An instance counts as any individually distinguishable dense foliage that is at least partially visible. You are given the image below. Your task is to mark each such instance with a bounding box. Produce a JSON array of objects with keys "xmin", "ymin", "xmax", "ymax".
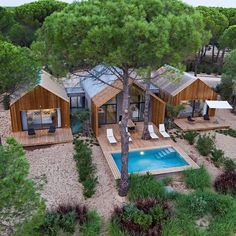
[
  {"xmin": 183, "ymin": 131, "xmax": 199, "ymax": 145},
  {"xmin": 73, "ymin": 139, "xmax": 97, "ymax": 198},
  {"xmin": 40, "ymin": 204, "xmax": 101, "ymax": 236},
  {"xmin": 0, "ymin": 138, "xmax": 45, "ymax": 235},
  {"xmin": 0, "ymin": 40, "xmax": 39, "ymax": 97},
  {"xmin": 182, "ymin": 166, "xmax": 211, "ymax": 190}
]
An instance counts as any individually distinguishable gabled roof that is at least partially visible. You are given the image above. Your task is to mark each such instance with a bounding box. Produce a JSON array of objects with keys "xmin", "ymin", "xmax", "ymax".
[
  {"xmin": 11, "ymin": 70, "xmax": 69, "ymax": 105},
  {"xmin": 39, "ymin": 70, "xmax": 69, "ymax": 102},
  {"xmin": 151, "ymin": 65, "xmax": 198, "ymax": 96},
  {"xmin": 81, "ymin": 65, "xmax": 121, "ymax": 99}
]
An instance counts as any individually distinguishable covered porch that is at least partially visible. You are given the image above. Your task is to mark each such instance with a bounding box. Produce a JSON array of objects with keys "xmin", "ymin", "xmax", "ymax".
[{"xmin": 12, "ymin": 128, "xmax": 73, "ymax": 147}]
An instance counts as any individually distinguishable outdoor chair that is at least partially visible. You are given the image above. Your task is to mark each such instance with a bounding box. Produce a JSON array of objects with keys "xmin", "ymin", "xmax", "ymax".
[
  {"xmin": 148, "ymin": 125, "xmax": 159, "ymax": 139},
  {"xmin": 126, "ymin": 128, "xmax": 132, "ymax": 142},
  {"xmin": 203, "ymin": 114, "xmax": 210, "ymax": 121},
  {"xmin": 48, "ymin": 125, "xmax": 56, "ymax": 134},
  {"xmin": 187, "ymin": 116, "xmax": 195, "ymax": 123},
  {"xmin": 106, "ymin": 128, "xmax": 117, "ymax": 144},
  {"xmin": 159, "ymin": 124, "xmax": 170, "ymax": 138},
  {"xmin": 28, "ymin": 128, "xmax": 36, "ymax": 136}
]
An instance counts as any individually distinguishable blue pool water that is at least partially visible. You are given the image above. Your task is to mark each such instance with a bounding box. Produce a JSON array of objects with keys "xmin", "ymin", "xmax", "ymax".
[{"xmin": 112, "ymin": 147, "xmax": 189, "ymax": 173}]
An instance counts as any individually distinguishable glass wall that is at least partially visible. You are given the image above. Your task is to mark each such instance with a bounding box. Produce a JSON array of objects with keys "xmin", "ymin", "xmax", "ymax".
[
  {"xmin": 20, "ymin": 108, "xmax": 61, "ymax": 130},
  {"xmin": 70, "ymin": 96, "xmax": 85, "ymax": 108},
  {"xmin": 98, "ymin": 97, "xmax": 117, "ymax": 125},
  {"xmin": 129, "ymin": 86, "xmax": 145, "ymax": 121}
]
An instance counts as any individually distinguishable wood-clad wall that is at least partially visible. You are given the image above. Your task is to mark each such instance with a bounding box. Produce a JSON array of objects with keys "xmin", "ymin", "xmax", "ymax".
[
  {"xmin": 151, "ymin": 94, "xmax": 166, "ymax": 126},
  {"xmin": 157, "ymin": 79, "xmax": 218, "ymax": 116},
  {"xmin": 10, "ymin": 85, "xmax": 70, "ymax": 132},
  {"xmin": 91, "ymin": 100, "xmax": 99, "ymax": 137}
]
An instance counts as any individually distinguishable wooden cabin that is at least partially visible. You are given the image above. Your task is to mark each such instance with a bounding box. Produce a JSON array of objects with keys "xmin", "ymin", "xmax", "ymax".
[
  {"xmin": 152, "ymin": 65, "xmax": 218, "ymax": 118},
  {"xmin": 10, "ymin": 70, "xmax": 70, "ymax": 132},
  {"xmin": 81, "ymin": 65, "xmax": 166, "ymax": 137}
]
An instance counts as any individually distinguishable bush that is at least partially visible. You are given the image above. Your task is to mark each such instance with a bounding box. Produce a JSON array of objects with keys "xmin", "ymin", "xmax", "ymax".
[
  {"xmin": 128, "ymin": 174, "xmax": 166, "ymax": 201},
  {"xmin": 182, "ymin": 166, "xmax": 211, "ymax": 190},
  {"xmin": 3, "ymin": 95, "xmax": 10, "ymax": 110},
  {"xmin": 80, "ymin": 210, "xmax": 101, "ymax": 236},
  {"xmin": 73, "ymin": 139, "xmax": 97, "ymax": 198},
  {"xmin": 211, "ymin": 148, "xmax": 225, "ymax": 167},
  {"xmin": 224, "ymin": 159, "xmax": 236, "ymax": 172},
  {"xmin": 183, "ymin": 131, "xmax": 199, "ymax": 145},
  {"xmin": 214, "ymin": 172, "xmax": 236, "ymax": 196},
  {"xmin": 196, "ymin": 133, "xmax": 215, "ymax": 156},
  {"xmin": 110, "ymin": 198, "xmax": 171, "ymax": 236}
]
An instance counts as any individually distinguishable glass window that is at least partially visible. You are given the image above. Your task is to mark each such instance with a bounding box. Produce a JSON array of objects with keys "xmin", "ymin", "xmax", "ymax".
[{"xmin": 70, "ymin": 96, "xmax": 85, "ymax": 108}]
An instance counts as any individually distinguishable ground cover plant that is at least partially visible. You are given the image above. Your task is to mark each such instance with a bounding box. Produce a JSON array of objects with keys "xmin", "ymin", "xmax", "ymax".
[
  {"xmin": 182, "ymin": 166, "xmax": 211, "ymax": 190},
  {"xmin": 183, "ymin": 131, "xmax": 199, "ymax": 145},
  {"xmin": 216, "ymin": 128, "xmax": 236, "ymax": 138},
  {"xmin": 39, "ymin": 204, "xmax": 101, "ymax": 236},
  {"xmin": 73, "ymin": 139, "xmax": 97, "ymax": 198},
  {"xmin": 211, "ymin": 148, "xmax": 225, "ymax": 167},
  {"xmin": 196, "ymin": 133, "xmax": 215, "ymax": 156},
  {"xmin": 214, "ymin": 172, "xmax": 236, "ymax": 197}
]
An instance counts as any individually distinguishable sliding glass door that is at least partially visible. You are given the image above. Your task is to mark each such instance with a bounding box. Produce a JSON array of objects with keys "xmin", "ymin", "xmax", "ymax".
[{"xmin": 21, "ymin": 108, "xmax": 61, "ymax": 131}]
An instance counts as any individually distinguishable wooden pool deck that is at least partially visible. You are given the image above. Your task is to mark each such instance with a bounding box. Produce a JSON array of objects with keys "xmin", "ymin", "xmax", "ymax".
[
  {"xmin": 13, "ymin": 128, "xmax": 73, "ymax": 147},
  {"xmin": 174, "ymin": 117, "xmax": 230, "ymax": 132},
  {"xmin": 97, "ymin": 122, "xmax": 198, "ymax": 179}
]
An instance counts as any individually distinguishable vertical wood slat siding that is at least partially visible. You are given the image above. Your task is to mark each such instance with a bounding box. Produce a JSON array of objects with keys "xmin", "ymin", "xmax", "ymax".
[
  {"xmin": 151, "ymin": 95, "xmax": 166, "ymax": 126},
  {"xmin": 10, "ymin": 86, "xmax": 70, "ymax": 132},
  {"xmin": 91, "ymin": 100, "xmax": 99, "ymax": 137}
]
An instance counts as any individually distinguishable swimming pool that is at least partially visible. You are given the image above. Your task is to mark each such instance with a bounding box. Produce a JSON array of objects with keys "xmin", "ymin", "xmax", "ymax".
[{"xmin": 112, "ymin": 147, "xmax": 189, "ymax": 174}]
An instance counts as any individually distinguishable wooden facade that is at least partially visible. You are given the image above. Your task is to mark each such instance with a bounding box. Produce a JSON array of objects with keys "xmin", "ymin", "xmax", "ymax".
[
  {"xmin": 158, "ymin": 79, "xmax": 218, "ymax": 116},
  {"xmin": 10, "ymin": 85, "xmax": 70, "ymax": 132},
  {"xmin": 90, "ymin": 80, "xmax": 166, "ymax": 137}
]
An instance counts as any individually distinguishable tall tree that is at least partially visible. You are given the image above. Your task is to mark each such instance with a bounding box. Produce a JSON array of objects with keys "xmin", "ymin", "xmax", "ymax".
[
  {"xmin": 0, "ymin": 41, "xmax": 39, "ymax": 101},
  {"xmin": 219, "ymin": 49, "xmax": 236, "ymax": 113},
  {"xmin": 0, "ymin": 138, "xmax": 45, "ymax": 235},
  {"xmin": 33, "ymin": 0, "xmax": 206, "ymax": 196},
  {"xmin": 197, "ymin": 6, "xmax": 228, "ymax": 63}
]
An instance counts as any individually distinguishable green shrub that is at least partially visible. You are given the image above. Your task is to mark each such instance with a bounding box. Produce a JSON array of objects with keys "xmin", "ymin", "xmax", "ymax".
[
  {"xmin": 73, "ymin": 139, "xmax": 97, "ymax": 198},
  {"xmin": 3, "ymin": 95, "xmax": 10, "ymax": 110},
  {"xmin": 182, "ymin": 165, "xmax": 211, "ymax": 190},
  {"xmin": 161, "ymin": 176, "xmax": 173, "ymax": 186},
  {"xmin": 211, "ymin": 148, "xmax": 225, "ymax": 167},
  {"xmin": 196, "ymin": 133, "xmax": 215, "ymax": 156},
  {"xmin": 128, "ymin": 174, "xmax": 166, "ymax": 201},
  {"xmin": 80, "ymin": 210, "xmax": 101, "ymax": 236},
  {"xmin": 108, "ymin": 218, "xmax": 129, "ymax": 236},
  {"xmin": 224, "ymin": 159, "xmax": 236, "ymax": 172},
  {"xmin": 183, "ymin": 131, "xmax": 199, "ymax": 145}
]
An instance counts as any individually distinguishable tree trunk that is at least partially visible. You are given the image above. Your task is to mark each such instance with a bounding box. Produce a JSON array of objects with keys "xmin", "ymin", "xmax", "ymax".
[
  {"xmin": 118, "ymin": 69, "xmax": 130, "ymax": 197},
  {"xmin": 194, "ymin": 50, "xmax": 201, "ymax": 77},
  {"xmin": 142, "ymin": 79, "xmax": 151, "ymax": 140},
  {"xmin": 212, "ymin": 44, "xmax": 215, "ymax": 63},
  {"xmin": 203, "ymin": 45, "xmax": 207, "ymax": 57},
  {"xmin": 220, "ymin": 48, "xmax": 226, "ymax": 68},
  {"xmin": 215, "ymin": 48, "xmax": 220, "ymax": 63}
]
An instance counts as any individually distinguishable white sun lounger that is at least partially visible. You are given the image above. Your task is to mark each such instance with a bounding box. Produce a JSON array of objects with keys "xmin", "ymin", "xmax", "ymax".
[
  {"xmin": 159, "ymin": 124, "xmax": 170, "ymax": 138},
  {"xmin": 126, "ymin": 128, "xmax": 132, "ymax": 142},
  {"xmin": 106, "ymin": 129, "xmax": 117, "ymax": 144},
  {"xmin": 148, "ymin": 125, "xmax": 159, "ymax": 139}
]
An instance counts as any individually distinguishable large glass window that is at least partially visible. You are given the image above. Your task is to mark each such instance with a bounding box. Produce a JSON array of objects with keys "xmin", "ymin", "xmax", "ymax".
[
  {"xmin": 98, "ymin": 97, "xmax": 117, "ymax": 125},
  {"xmin": 70, "ymin": 96, "xmax": 85, "ymax": 108},
  {"xmin": 20, "ymin": 108, "xmax": 61, "ymax": 130},
  {"xmin": 129, "ymin": 86, "xmax": 145, "ymax": 121}
]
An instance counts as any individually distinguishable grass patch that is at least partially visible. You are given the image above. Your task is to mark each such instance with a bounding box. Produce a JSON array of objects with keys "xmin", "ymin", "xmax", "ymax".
[
  {"xmin": 183, "ymin": 131, "xmax": 199, "ymax": 145},
  {"xmin": 73, "ymin": 139, "xmax": 97, "ymax": 198},
  {"xmin": 182, "ymin": 166, "xmax": 211, "ymax": 190},
  {"xmin": 216, "ymin": 128, "xmax": 236, "ymax": 138},
  {"xmin": 196, "ymin": 133, "xmax": 215, "ymax": 156},
  {"xmin": 128, "ymin": 174, "xmax": 166, "ymax": 201}
]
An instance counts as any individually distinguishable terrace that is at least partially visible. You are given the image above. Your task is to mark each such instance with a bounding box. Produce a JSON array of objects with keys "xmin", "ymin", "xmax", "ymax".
[
  {"xmin": 97, "ymin": 122, "xmax": 198, "ymax": 179},
  {"xmin": 12, "ymin": 128, "xmax": 73, "ymax": 147}
]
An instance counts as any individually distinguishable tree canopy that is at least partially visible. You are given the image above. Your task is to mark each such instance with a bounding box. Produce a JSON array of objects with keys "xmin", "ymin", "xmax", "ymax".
[
  {"xmin": 0, "ymin": 138, "xmax": 45, "ymax": 235},
  {"xmin": 219, "ymin": 25, "xmax": 236, "ymax": 50},
  {"xmin": 0, "ymin": 41, "xmax": 39, "ymax": 96}
]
